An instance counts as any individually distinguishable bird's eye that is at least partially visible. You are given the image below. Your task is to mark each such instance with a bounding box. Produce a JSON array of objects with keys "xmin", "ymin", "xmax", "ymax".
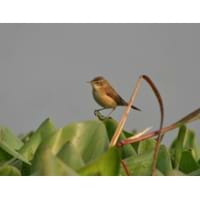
[{"xmin": 95, "ymin": 81, "xmax": 101, "ymax": 85}]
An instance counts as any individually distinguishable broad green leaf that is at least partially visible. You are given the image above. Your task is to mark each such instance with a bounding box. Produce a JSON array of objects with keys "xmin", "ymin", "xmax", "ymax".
[
  {"xmin": 102, "ymin": 118, "xmax": 137, "ymax": 158},
  {"xmin": 32, "ymin": 145, "xmax": 78, "ymax": 176},
  {"xmin": 179, "ymin": 150, "xmax": 199, "ymax": 174},
  {"xmin": 170, "ymin": 125, "xmax": 200, "ymax": 172},
  {"xmin": 41, "ymin": 128, "xmax": 69, "ymax": 154},
  {"xmin": 21, "ymin": 131, "xmax": 34, "ymax": 143},
  {"xmin": 121, "ymin": 152, "xmax": 153, "ymax": 176},
  {"xmin": 154, "ymin": 169, "xmax": 164, "ymax": 176},
  {"xmin": 137, "ymin": 138, "xmax": 156, "ymax": 155},
  {"xmin": 184, "ymin": 129, "xmax": 200, "ymax": 160},
  {"xmin": 21, "ymin": 162, "xmax": 32, "ymax": 176},
  {"xmin": 0, "ymin": 127, "xmax": 23, "ymax": 150},
  {"xmin": 102, "ymin": 118, "xmax": 132, "ymax": 139},
  {"xmin": 157, "ymin": 145, "xmax": 172, "ymax": 175},
  {"xmin": 0, "ymin": 165, "xmax": 21, "ymax": 176},
  {"xmin": 57, "ymin": 142, "xmax": 85, "ymax": 170},
  {"xmin": 45, "ymin": 120, "xmax": 109, "ymax": 163},
  {"xmin": 166, "ymin": 170, "xmax": 185, "ymax": 176},
  {"xmin": 19, "ymin": 118, "xmax": 56, "ymax": 161},
  {"xmin": 170, "ymin": 125, "xmax": 187, "ymax": 169},
  {"xmin": 0, "ymin": 127, "xmax": 28, "ymax": 163},
  {"xmin": 79, "ymin": 147, "xmax": 120, "ymax": 176},
  {"xmin": 188, "ymin": 168, "xmax": 200, "ymax": 176},
  {"xmin": 0, "ymin": 140, "xmax": 30, "ymax": 164},
  {"xmin": 0, "ymin": 149, "xmax": 12, "ymax": 163}
]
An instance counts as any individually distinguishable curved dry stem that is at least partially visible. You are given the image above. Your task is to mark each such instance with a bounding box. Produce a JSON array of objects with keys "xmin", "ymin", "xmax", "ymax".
[
  {"xmin": 121, "ymin": 160, "xmax": 130, "ymax": 176},
  {"xmin": 109, "ymin": 75, "xmax": 143, "ymax": 147},
  {"xmin": 118, "ymin": 107, "xmax": 200, "ymax": 147},
  {"xmin": 141, "ymin": 75, "xmax": 164, "ymax": 176},
  {"xmin": 118, "ymin": 125, "xmax": 173, "ymax": 147},
  {"xmin": 108, "ymin": 75, "xmax": 164, "ymax": 175},
  {"xmin": 127, "ymin": 127, "xmax": 152, "ymax": 141}
]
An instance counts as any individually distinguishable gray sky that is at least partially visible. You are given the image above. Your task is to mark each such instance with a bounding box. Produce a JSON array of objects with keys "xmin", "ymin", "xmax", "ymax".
[{"xmin": 0, "ymin": 24, "xmax": 199, "ymax": 144}]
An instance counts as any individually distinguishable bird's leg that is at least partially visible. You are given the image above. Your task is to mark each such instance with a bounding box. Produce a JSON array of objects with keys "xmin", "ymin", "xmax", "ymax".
[
  {"xmin": 94, "ymin": 108, "xmax": 107, "ymax": 116},
  {"xmin": 107, "ymin": 108, "xmax": 116, "ymax": 117}
]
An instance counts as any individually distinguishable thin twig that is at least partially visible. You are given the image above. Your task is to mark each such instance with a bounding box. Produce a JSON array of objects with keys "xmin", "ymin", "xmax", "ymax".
[
  {"xmin": 117, "ymin": 107, "xmax": 200, "ymax": 147},
  {"xmin": 109, "ymin": 75, "xmax": 143, "ymax": 147},
  {"xmin": 121, "ymin": 160, "xmax": 130, "ymax": 176},
  {"xmin": 117, "ymin": 124, "xmax": 174, "ymax": 147},
  {"xmin": 126, "ymin": 127, "xmax": 152, "ymax": 140}
]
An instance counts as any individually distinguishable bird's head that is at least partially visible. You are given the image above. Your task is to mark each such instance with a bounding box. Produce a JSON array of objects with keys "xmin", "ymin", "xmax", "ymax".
[{"xmin": 88, "ymin": 76, "xmax": 108, "ymax": 90}]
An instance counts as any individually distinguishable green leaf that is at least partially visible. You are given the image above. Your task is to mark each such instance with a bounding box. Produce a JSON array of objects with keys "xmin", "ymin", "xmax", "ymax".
[
  {"xmin": 188, "ymin": 168, "xmax": 200, "ymax": 176},
  {"xmin": 71, "ymin": 120, "xmax": 110, "ymax": 163},
  {"xmin": 0, "ymin": 149, "xmax": 12, "ymax": 163},
  {"xmin": 121, "ymin": 152, "xmax": 153, "ymax": 176},
  {"xmin": 179, "ymin": 150, "xmax": 199, "ymax": 174},
  {"xmin": 166, "ymin": 170, "xmax": 185, "ymax": 176},
  {"xmin": 21, "ymin": 162, "xmax": 32, "ymax": 176},
  {"xmin": 31, "ymin": 120, "xmax": 110, "ymax": 174},
  {"xmin": 0, "ymin": 165, "xmax": 21, "ymax": 176},
  {"xmin": 184, "ymin": 129, "xmax": 200, "ymax": 160},
  {"xmin": 0, "ymin": 140, "xmax": 30, "ymax": 164},
  {"xmin": 0, "ymin": 127, "xmax": 28, "ymax": 163},
  {"xmin": 102, "ymin": 118, "xmax": 137, "ymax": 158},
  {"xmin": 170, "ymin": 125, "xmax": 187, "ymax": 169},
  {"xmin": 170, "ymin": 125, "xmax": 200, "ymax": 173},
  {"xmin": 32, "ymin": 145, "xmax": 78, "ymax": 176},
  {"xmin": 157, "ymin": 145, "xmax": 172, "ymax": 175},
  {"xmin": 57, "ymin": 142, "xmax": 85, "ymax": 170},
  {"xmin": 21, "ymin": 131, "xmax": 34, "ymax": 143},
  {"xmin": 79, "ymin": 147, "xmax": 120, "ymax": 176},
  {"xmin": 0, "ymin": 127, "xmax": 23, "ymax": 150},
  {"xmin": 154, "ymin": 169, "xmax": 164, "ymax": 176},
  {"xmin": 45, "ymin": 120, "xmax": 109, "ymax": 164},
  {"xmin": 137, "ymin": 138, "xmax": 156, "ymax": 155},
  {"xmin": 19, "ymin": 118, "xmax": 56, "ymax": 161}
]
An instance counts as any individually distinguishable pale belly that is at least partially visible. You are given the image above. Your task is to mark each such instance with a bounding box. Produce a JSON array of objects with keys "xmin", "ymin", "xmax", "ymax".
[{"xmin": 93, "ymin": 90, "xmax": 117, "ymax": 108}]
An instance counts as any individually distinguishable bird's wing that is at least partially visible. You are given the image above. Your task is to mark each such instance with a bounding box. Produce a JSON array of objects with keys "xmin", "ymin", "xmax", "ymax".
[
  {"xmin": 105, "ymin": 84, "xmax": 141, "ymax": 111},
  {"xmin": 105, "ymin": 85, "xmax": 127, "ymax": 105}
]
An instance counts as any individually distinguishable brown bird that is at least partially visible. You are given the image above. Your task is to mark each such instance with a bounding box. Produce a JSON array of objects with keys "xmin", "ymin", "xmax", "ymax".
[{"xmin": 88, "ymin": 76, "xmax": 141, "ymax": 115}]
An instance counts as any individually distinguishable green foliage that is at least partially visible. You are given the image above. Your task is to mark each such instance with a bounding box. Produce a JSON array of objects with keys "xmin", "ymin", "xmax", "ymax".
[
  {"xmin": 0, "ymin": 127, "xmax": 30, "ymax": 164},
  {"xmin": 19, "ymin": 118, "xmax": 56, "ymax": 161},
  {"xmin": 0, "ymin": 165, "xmax": 21, "ymax": 176},
  {"xmin": 120, "ymin": 152, "xmax": 153, "ymax": 176},
  {"xmin": 157, "ymin": 145, "xmax": 172, "ymax": 175},
  {"xmin": 0, "ymin": 117, "xmax": 200, "ymax": 176},
  {"xmin": 79, "ymin": 147, "xmax": 120, "ymax": 176},
  {"xmin": 170, "ymin": 125, "xmax": 200, "ymax": 173},
  {"xmin": 32, "ymin": 145, "xmax": 78, "ymax": 176},
  {"xmin": 103, "ymin": 118, "xmax": 137, "ymax": 158}
]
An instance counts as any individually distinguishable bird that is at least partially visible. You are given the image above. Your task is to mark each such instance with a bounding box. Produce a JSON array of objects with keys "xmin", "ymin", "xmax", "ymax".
[{"xmin": 88, "ymin": 76, "xmax": 141, "ymax": 116}]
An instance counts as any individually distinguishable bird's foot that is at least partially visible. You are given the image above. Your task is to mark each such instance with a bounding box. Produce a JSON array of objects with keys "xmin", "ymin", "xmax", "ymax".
[
  {"xmin": 94, "ymin": 110, "xmax": 99, "ymax": 116},
  {"xmin": 94, "ymin": 110, "xmax": 106, "ymax": 120}
]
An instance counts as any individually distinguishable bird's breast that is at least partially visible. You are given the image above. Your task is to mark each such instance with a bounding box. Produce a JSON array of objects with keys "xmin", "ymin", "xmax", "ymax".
[{"xmin": 92, "ymin": 89, "xmax": 117, "ymax": 108}]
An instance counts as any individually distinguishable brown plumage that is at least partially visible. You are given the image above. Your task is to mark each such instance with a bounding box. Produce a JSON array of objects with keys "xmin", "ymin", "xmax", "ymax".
[{"xmin": 89, "ymin": 76, "xmax": 141, "ymax": 113}]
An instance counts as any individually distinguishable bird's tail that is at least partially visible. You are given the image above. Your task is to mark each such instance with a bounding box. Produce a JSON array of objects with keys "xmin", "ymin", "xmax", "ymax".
[
  {"xmin": 120, "ymin": 98, "xmax": 141, "ymax": 111},
  {"xmin": 131, "ymin": 105, "xmax": 141, "ymax": 111}
]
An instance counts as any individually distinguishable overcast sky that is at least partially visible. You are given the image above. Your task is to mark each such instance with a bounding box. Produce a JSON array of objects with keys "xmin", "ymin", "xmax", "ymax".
[{"xmin": 0, "ymin": 24, "xmax": 199, "ymax": 144}]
